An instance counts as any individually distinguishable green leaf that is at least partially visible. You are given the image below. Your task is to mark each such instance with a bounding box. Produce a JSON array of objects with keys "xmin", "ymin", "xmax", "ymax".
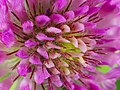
[
  {"xmin": 10, "ymin": 80, "xmax": 18, "ymax": 90},
  {"xmin": 0, "ymin": 72, "xmax": 11, "ymax": 82},
  {"xmin": 96, "ymin": 65, "xmax": 111, "ymax": 73},
  {"xmin": 116, "ymin": 80, "xmax": 120, "ymax": 90}
]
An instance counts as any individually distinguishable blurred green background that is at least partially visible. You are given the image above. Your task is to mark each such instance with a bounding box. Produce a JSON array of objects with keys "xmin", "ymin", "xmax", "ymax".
[{"xmin": 116, "ymin": 80, "xmax": 120, "ymax": 90}]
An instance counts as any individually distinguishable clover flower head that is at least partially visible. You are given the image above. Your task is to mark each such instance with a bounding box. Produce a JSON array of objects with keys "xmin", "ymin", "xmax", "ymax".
[{"xmin": 0, "ymin": 0, "xmax": 120, "ymax": 90}]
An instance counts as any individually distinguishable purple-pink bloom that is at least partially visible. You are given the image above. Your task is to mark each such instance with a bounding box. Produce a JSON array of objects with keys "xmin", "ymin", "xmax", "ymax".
[{"xmin": 0, "ymin": 0, "xmax": 120, "ymax": 90}]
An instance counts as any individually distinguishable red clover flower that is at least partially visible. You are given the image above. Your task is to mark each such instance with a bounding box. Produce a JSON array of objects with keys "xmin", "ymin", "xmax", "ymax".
[{"xmin": 0, "ymin": 0, "xmax": 120, "ymax": 90}]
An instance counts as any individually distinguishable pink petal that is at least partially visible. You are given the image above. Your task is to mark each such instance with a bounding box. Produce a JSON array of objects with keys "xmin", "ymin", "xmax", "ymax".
[
  {"xmin": 46, "ymin": 27, "xmax": 62, "ymax": 33},
  {"xmin": 105, "ymin": 67, "xmax": 120, "ymax": 79},
  {"xmin": 2, "ymin": 28, "xmax": 16, "ymax": 48},
  {"xmin": 37, "ymin": 47, "xmax": 49, "ymax": 59},
  {"xmin": 20, "ymin": 78, "xmax": 32, "ymax": 90},
  {"xmin": 53, "ymin": 0, "xmax": 67, "ymax": 11},
  {"xmin": 78, "ymin": 39, "xmax": 87, "ymax": 53},
  {"xmin": 74, "ymin": 5, "xmax": 89, "ymax": 16},
  {"xmin": 42, "ymin": 66, "xmax": 51, "ymax": 79},
  {"xmin": 35, "ymin": 15, "xmax": 50, "ymax": 27},
  {"xmin": 36, "ymin": 33, "xmax": 55, "ymax": 41},
  {"xmin": 87, "ymin": 7, "xmax": 100, "ymax": 15},
  {"xmin": 17, "ymin": 59, "xmax": 29, "ymax": 76},
  {"xmin": 84, "ymin": 22, "xmax": 96, "ymax": 29},
  {"xmin": 49, "ymin": 52, "xmax": 61, "ymax": 59},
  {"xmin": 25, "ymin": 39, "xmax": 39, "ymax": 48},
  {"xmin": 34, "ymin": 66, "xmax": 50, "ymax": 84},
  {"xmin": 29, "ymin": 54, "xmax": 42, "ymax": 65},
  {"xmin": 50, "ymin": 75, "xmax": 62, "ymax": 87},
  {"xmin": 69, "ymin": 37, "xmax": 78, "ymax": 48},
  {"xmin": 50, "ymin": 14, "xmax": 66, "ymax": 24},
  {"xmin": 56, "ymin": 36, "xmax": 70, "ymax": 43},
  {"xmin": 45, "ymin": 60, "xmax": 55, "ymax": 68},
  {"xmin": 72, "ymin": 22, "xmax": 85, "ymax": 31},
  {"xmin": 50, "ymin": 67, "xmax": 60, "ymax": 74},
  {"xmin": 8, "ymin": 0, "xmax": 28, "ymax": 22},
  {"xmin": 60, "ymin": 25, "xmax": 71, "ymax": 32},
  {"xmin": 16, "ymin": 47, "xmax": 29, "ymax": 59},
  {"xmin": 34, "ymin": 66, "xmax": 45, "ymax": 84},
  {"xmin": 46, "ymin": 42, "xmax": 61, "ymax": 49},
  {"xmin": 22, "ymin": 20, "xmax": 34, "ymax": 34},
  {"xmin": 64, "ymin": 10, "xmax": 75, "ymax": 21}
]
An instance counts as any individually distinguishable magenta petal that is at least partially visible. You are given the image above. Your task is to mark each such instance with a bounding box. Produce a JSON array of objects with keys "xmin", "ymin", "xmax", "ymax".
[
  {"xmin": 25, "ymin": 39, "xmax": 39, "ymax": 48},
  {"xmin": 53, "ymin": 0, "xmax": 67, "ymax": 11},
  {"xmin": 50, "ymin": 75, "xmax": 62, "ymax": 87},
  {"xmin": 50, "ymin": 14, "xmax": 66, "ymax": 24},
  {"xmin": 37, "ymin": 47, "xmax": 49, "ymax": 59},
  {"xmin": 46, "ymin": 27, "xmax": 62, "ymax": 33},
  {"xmin": 99, "ymin": 2, "xmax": 116, "ymax": 17},
  {"xmin": 0, "ymin": 51, "xmax": 7, "ymax": 63},
  {"xmin": 17, "ymin": 59, "xmax": 29, "ymax": 76},
  {"xmin": 35, "ymin": 15, "xmax": 50, "ymax": 27},
  {"xmin": 2, "ymin": 28, "xmax": 16, "ymax": 48},
  {"xmin": 64, "ymin": 10, "xmax": 75, "ymax": 21},
  {"xmin": 88, "ymin": 81, "xmax": 100, "ymax": 90},
  {"xmin": 36, "ymin": 33, "xmax": 54, "ymax": 41},
  {"xmin": 74, "ymin": 5, "xmax": 89, "ymax": 16},
  {"xmin": 16, "ymin": 47, "xmax": 29, "ymax": 59},
  {"xmin": 29, "ymin": 54, "xmax": 42, "ymax": 65},
  {"xmin": 87, "ymin": 7, "xmax": 100, "ymax": 15},
  {"xmin": 20, "ymin": 78, "xmax": 32, "ymax": 90},
  {"xmin": 22, "ymin": 20, "xmax": 34, "ymax": 34}
]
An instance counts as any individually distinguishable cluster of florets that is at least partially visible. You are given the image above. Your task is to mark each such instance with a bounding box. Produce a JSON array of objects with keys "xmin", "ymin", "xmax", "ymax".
[{"xmin": 0, "ymin": 0, "xmax": 120, "ymax": 90}]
